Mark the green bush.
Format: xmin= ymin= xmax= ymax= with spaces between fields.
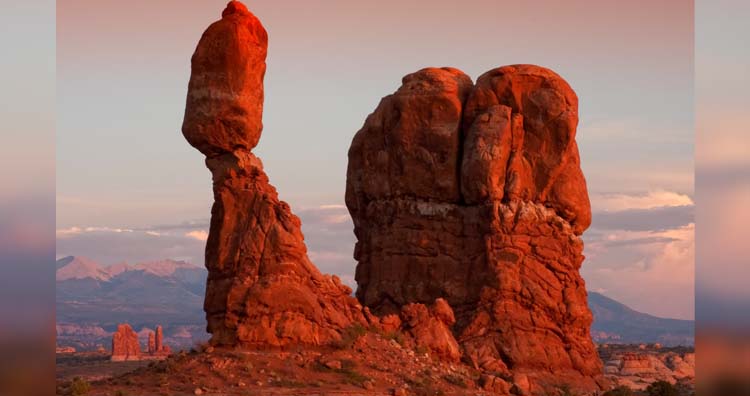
xmin=646 ymin=381 xmax=679 ymax=396
xmin=603 ymin=385 xmax=634 ymax=396
xmin=443 ymin=374 xmax=467 ymax=388
xmin=69 ymin=377 xmax=90 ymax=396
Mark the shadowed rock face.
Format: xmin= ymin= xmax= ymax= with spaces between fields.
xmin=182 ymin=1 xmax=365 ymax=348
xmin=346 ymin=65 xmax=604 ymax=392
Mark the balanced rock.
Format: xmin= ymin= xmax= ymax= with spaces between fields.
xmin=111 ymin=324 xmax=141 ymax=361
xmin=182 ymin=0 xmax=267 ymax=156
xmin=182 ymin=1 xmax=365 ymax=347
xmin=347 ymin=65 xmax=604 ymax=393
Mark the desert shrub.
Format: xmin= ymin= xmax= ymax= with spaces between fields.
xmin=443 ymin=374 xmax=467 ymax=388
xmin=69 ymin=377 xmax=90 ymax=396
xmin=646 ymin=381 xmax=679 ymax=396
xmin=382 ymin=330 xmax=407 ymax=346
xmin=556 ymin=384 xmax=575 ymax=396
xmin=271 ymin=378 xmax=305 ymax=388
xmin=336 ymin=323 xmax=368 ymax=349
xmin=312 ymin=359 xmax=367 ymax=386
xmin=407 ymin=375 xmax=446 ymax=396
xmin=341 ymin=368 xmax=368 ymax=386
xmin=603 ymin=386 xmax=634 ymax=396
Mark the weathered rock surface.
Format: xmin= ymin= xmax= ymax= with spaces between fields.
xmin=347 ymin=65 xmax=603 ymax=393
xmin=182 ymin=0 xmax=267 ymax=156
xmin=182 ymin=1 xmax=365 ymax=348
xmin=346 ymin=67 xmax=473 ymax=204
xmin=463 ymin=65 xmax=591 ymax=232
xmin=111 ymin=324 xmax=141 ymax=361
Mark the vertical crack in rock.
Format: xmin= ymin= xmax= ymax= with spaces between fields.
xmin=182 ymin=1 xmax=365 ymax=348
xmin=347 ymin=64 xmax=605 ymax=393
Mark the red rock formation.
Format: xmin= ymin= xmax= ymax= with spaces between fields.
xmin=182 ymin=1 xmax=365 ymax=348
xmin=148 ymin=331 xmax=156 ymax=354
xmin=155 ymin=325 xmax=164 ymax=352
xmin=463 ymin=65 xmax=591 ymax=233
xmin=347 ymin=65 xmax=604 ymax=393
xmin=111 ymin=324 xmax=141 ymax=361
xmin=182 ymin=1 xmax=267 ymax=157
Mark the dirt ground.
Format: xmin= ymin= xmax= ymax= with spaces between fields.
xmin=56 ymin=332 xmax=498 ymax=396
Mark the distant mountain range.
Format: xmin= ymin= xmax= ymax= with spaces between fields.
xmin=56 ymin=256 xmax=209 ymax=351
xmin=56 ymin=256 xmax=694 ymax=350
xmin=588 ymin=291 xmax=694 ymax=346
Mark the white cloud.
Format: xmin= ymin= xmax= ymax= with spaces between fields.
xmin=591 ymin=190 xmax=694 ymax=212
xmin=56 ymin=226 xmax=82 ymax=237
xmin=318 ymin=204 xmax=347 ymax=210
xmin=55 ymin=198 xmax=696 ymax=319
xmin=185 ymin=230 xmax=209 ymax=242
xmin=56 ymin=226 xmax=134 ymax=238
xmin=583 ymin=223 xmax=695 ymax=319
xmin=322 ymin=214 xmax=351 ymax=224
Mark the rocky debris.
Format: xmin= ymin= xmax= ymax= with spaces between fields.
xmin=111 ymin=324 xmax=141 ymax=361
xmin=84 ymin=331 xmax=495 ymax=396
xmin=182 ymin=1 xmax=365 ymax=348
xmin=600 ymin=345 xmax=695 ymax=391
xmin=399 ymin=299 xmax=461 ymax=362
xmin=347 ymin=65 xmax=603 ymax=393
xmin=323 ymin=359 xmax=342 ymax=370
xmin=480 ymin=374 xmax=512 ymax=394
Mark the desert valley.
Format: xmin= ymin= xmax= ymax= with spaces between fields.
xmin=56 ymin=257 xmax=695 ymax=395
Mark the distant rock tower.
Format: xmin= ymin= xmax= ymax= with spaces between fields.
xmin=147 ymin=331 xmax=156 ymax=354
xmin=111 ymin=324 xmax=141 ymax=361
xmin=155 ymin=325 xmax=163 ymax=352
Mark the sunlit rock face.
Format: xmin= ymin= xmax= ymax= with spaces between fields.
xmin=182 ymin=1 xmax=365 ymax=348
xmin=111 ymin=324 xmax=141 ymax=361
xmin=347 ymin=64 xmax=605 ymax=393
xmin=182 ymin=1 xmax=267 ymax=157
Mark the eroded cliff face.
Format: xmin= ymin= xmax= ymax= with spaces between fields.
xmin=182 ymin=1 xmax=364 ymax=348
xmin=346 ymin=65 xmax=605 ymax=393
